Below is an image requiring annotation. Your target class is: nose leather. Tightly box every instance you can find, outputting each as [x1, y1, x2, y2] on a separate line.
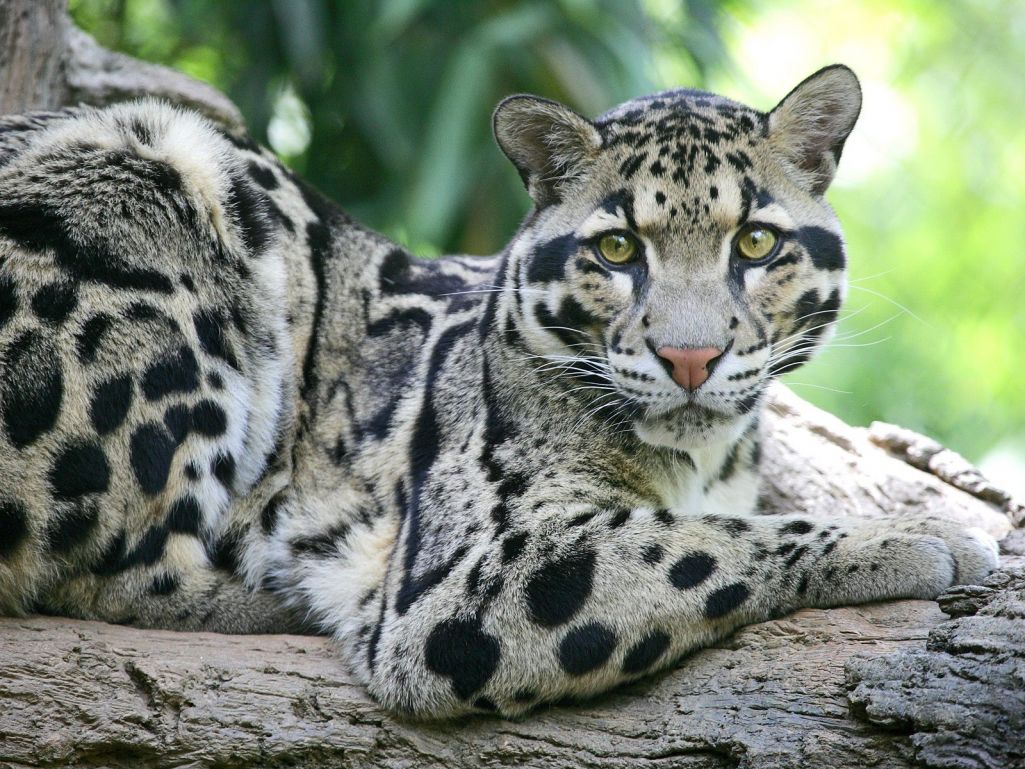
[656, 346, 723, 391]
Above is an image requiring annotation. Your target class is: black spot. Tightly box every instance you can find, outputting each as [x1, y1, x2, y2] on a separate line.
[473, 696, 497, 712]
[0, 274, 17, 328]
[501, 531, 528, 564]
[718, 444, 740, 483]
[796, 226, 846, 271]
[642, 544, 665, 564]
[785, 545, 809, 569]
[89, 374, 133, 435]
[377, 249, 411, 292]
[90, 530, 127, 576]
[525, 547, 596, 627]
[290, 522, 351, 558]
[142, 347, 200, 401]
[129, 525, 169, 566]
[193, 310, 239, 369]
[166, 496, 202, 536]
[129, 423, 177, 496]
[367, 306, 433, 339]
[424, 617, 501, 700]
[208, 529, 243, 574]
[822, 540, 837, 556]
[76, 314, 114, 363]
[150, 573, 180, 596]
[621, 630, 671, 674]
[190, 400, 227, 437]
[46, 500, 100, 553]
[163, 404, 190, 443]
[716, 517, 751, 535]
[608, 508, 631, 528]
[212, 453, 236, 488]
[558, 621, 618, 676]
[568, 511, 596, 527]
[765, 253, 801, 273]
[654, 509, 675, 526]
[225, 173, 272, 254]
[0, 499, 30, 558]
[797, 574, 810, 595]
[31, 282, 78, 324]
[248, 160, 278, 190]
[669, 552, 716, 590]
[794, 289, 821, 327]
[2, 331, 63, 448]
[260, 491, 285, 535]
[50, 441, 109, 499]
[776, 542, 796, 557]
[780, 520, 813, 536]
[705, 582, 750, 619]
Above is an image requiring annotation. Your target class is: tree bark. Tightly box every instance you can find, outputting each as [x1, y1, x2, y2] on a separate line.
[0, 2, 1021, 767]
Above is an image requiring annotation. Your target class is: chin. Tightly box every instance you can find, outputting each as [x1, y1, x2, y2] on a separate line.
[632, 403, 742, 451]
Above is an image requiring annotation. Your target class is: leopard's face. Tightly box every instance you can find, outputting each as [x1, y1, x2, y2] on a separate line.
[495, 67, 861, 448]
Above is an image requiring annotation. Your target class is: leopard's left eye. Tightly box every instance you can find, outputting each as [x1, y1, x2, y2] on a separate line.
[735, 224, 779, 261]
[597, 232, 639, 265]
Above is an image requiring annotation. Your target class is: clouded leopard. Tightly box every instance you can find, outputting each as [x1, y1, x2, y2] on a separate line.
[0, 64, 997, 717]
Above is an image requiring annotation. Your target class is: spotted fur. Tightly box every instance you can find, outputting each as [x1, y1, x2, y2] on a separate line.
[0, 67, 998, 718]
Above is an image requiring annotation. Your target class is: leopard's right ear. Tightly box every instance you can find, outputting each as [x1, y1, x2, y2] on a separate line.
[493, 95, 601, 206]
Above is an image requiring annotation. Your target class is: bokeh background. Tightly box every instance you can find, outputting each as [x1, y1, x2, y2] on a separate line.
[70, 0, 1025, 493]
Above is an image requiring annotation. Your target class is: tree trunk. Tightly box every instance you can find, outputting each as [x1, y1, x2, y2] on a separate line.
[0, 2, 1021, 767]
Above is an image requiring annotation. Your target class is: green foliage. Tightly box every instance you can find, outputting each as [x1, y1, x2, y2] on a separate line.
[70, 0, 729, 254]
[69, 0, 1024, 475]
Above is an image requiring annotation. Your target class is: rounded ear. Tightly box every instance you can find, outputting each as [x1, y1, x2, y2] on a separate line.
[492, 95, 601, 206]
[768, 65, 862, 195]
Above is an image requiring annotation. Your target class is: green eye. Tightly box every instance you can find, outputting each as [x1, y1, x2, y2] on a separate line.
[597, 233, 639, 264]
[736, 225, 779, 260]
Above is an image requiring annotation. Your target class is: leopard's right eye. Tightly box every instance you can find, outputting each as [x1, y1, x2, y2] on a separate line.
[735, 224, 779, 261]
[597, 233, 639, 265]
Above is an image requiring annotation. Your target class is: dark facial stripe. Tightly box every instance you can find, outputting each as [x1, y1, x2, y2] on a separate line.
[796, 226, 845, 271]
[526, 234, 578, 284]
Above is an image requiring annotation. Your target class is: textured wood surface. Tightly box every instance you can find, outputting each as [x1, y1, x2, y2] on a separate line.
[1, 561, 1022, 769]
[0, 0, 242, 127]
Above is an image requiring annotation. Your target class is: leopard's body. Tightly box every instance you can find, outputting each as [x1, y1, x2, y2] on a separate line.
[0, 67, 997, 717]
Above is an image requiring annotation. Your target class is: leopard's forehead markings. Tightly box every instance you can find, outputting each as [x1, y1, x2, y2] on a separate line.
[590, 89, 768, 234]
[596, 89, 763, 156]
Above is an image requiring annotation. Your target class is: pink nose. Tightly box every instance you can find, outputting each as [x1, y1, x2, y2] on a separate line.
[656, 346, 723, 391]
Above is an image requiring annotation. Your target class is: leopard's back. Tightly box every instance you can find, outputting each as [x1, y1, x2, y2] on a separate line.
[0, 101, 322, 625]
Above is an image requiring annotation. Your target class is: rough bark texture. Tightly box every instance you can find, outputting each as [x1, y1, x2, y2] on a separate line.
[0, 0, 243, 128]
[0, 2, 1022, 767]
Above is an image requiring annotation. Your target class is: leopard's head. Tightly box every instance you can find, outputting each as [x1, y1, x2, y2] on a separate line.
[493, 65, 861, 449]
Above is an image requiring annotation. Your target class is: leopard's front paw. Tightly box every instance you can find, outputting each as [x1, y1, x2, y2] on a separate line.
[890, 519, 1000, 597]
[827, 518, 1001, 605]
[923, 523, 1000, 587]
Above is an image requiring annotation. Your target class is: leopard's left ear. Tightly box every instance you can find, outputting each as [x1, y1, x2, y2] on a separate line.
[768, 65, 862, 195]
[493, 95, 602, 206]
